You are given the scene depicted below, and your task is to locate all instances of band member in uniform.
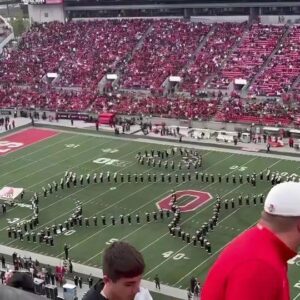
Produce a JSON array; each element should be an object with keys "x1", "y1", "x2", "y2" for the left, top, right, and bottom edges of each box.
[
  {"x1": 60, "y1": 178, "x2": 64, "y2": 189},
  {"x1": 93, "y1": 216, "x2": 98, "y2": 226},
  {"x1": 127, "y1": 214, "x2": 132, "y2": 224},
  {"x1": 43, "y1": 187, "x2": 47, "y2": 197},
  {"x1": 136, "y1": 214, "x2": 140, "y2": 224},
  {"x1": 224, "y1": 199, "x2": 229, "y2": 209},
  {"x1": 146, "y1": 212, "x2": 150, "y2": 223},
  {"x1": 111, "y1": 216, "x2": 115, "y2": 226},
  {"x1": 205, "y1": 241, "x2": 211, "y2": 254}
]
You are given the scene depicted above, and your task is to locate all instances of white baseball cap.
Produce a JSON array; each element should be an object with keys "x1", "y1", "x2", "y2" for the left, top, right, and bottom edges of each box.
[{"x1": 264, "y1": 182, "x2": 300, "y2": 216}]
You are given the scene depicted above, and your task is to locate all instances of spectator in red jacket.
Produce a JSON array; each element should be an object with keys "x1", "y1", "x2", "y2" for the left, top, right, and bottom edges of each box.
[{"x1": 201, "y1": 182, "x2": 300, "y2": 300}]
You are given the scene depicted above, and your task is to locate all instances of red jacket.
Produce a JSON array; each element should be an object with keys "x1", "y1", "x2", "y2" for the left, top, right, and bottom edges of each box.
[{"x1": 201, "y1": 224, "x2": 296, "y2": 300}]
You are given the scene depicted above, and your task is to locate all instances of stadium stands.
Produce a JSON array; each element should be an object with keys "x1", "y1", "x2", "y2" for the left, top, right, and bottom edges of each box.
[
  {"x1": 214, "y1": 99, "x2": 294, "y2": 125},
  {"x1": 1, "y1": 19, "x2": 300, "y2": 126},
  {"x1": 249, "y1": 25, "x2": 300, "y2": 97},
  {"x1": 92, "y1": 95, "x2": 218, "y2": 119},
  {"x1": 180, "y1": 22, "x2": 247, "y2": 94},
  {"x1": 120, "y1": 20, "x2": 211, "y2": 90},
  {"x1": 209, "y1": 24, "x2": 285, "y2": 89},
  {"x1": 0, "y1": 20, "x2": 151, "y2": 87},
  {"x1": 0, "y1": 87, "x2": 97, "y2": 111}
]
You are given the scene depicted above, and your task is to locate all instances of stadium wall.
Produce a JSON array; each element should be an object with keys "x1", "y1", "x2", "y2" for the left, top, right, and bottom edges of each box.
[
  {"x1": 191, "y1": 16, "x2": 248, "y2": 23},
  {"x1": 72, "y1": 16, "x2": 184, "y2": 21},
  {"x1": 28, "y1": 4, "x2": 65, "y2": 23},
  {"x1": 0, "y1": 32, "x2": 14, "y2": 55},
  {"x1": 260, "y1": 15, "x2": 300, "y2": 24}
]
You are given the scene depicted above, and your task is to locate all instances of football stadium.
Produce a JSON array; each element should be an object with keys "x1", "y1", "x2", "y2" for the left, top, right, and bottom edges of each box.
[{"x1": 0, "y1": 0, "x2": 300, "y2": 299}]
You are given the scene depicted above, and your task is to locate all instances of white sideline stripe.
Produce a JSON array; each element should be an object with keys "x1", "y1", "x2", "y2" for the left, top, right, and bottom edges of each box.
[
  {"x1": 60, "y1": 150, "x2": 229, "y2": 257},
  {"x1": 0, "y1": 244, "x2": 187, "y2": 300},
  {"x1": 28, "y1": 125, "x2": 300, "y2": 162}
]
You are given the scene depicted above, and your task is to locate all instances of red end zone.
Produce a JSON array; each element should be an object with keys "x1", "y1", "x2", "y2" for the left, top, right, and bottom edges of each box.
[{"x1": 0, "y1": 128, "x2": 58, "y2": 155}]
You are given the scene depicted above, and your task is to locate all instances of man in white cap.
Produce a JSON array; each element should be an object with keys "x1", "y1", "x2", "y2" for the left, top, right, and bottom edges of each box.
[{"x1": 201, "y1": 182, "x2": 300, "y2": 300}]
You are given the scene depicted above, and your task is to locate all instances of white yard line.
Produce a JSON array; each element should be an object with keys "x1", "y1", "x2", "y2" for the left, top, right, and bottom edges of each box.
[
  {"x1": 4, "y1": 138, "x2": 112, "y2": 187},
  {"x1": 83, "y1": 223, "x2": 149, "y2": 264},
  {"x1": 144, "y1": 208, "x2": 240, "y2": 276},
  {"x1": 293, "y1": 293, "x2": 300, "y2": 300}
]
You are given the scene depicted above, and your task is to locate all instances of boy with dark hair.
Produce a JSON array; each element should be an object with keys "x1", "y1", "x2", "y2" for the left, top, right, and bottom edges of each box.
[{"x1": 83, "y1": 241, "x2": 146, "y2": 300}]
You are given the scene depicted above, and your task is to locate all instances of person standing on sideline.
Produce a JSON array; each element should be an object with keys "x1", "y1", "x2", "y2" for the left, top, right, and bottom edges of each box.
[
  {"x1": 1, "y1": 255, "x2": 5, "y2": 268},
  {"x1": 154, "y1": 275, "x2": 160, "y2": 290},
  {"x1": 64, "y1": 243, "x2": 69, "y2": 260},
  {"x1": 88, "y1": 275, "x2": 93, "y2": 288},
  {"x1": 201, "y1": 182, "x2": 300, "y2": 300},
  {"x1": 83, "y1": 241, "x2": 147, "y2": 300}
]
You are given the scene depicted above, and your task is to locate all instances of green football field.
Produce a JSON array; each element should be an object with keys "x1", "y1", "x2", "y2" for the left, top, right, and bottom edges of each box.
[{"x1": 0, "y1": 127, "x2": 300, "y2": 298}]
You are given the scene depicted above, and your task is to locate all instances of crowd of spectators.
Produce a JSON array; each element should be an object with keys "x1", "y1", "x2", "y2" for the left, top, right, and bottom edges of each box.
[
  {"x1": 214, "y1": 98, "x2": 297, "y2": 125},
  {"x1": 1, "y1": 20, "x2": 300, "y2": 126},
  {"x1": 120, "y1": 20, "x2": 211, "y2": 90},
  {"x1": 0, "y1": 86, "x2": 97, "y2": 111},
  {"x1": 0, "y1": 20, "x2": 150, "y2": 88},
  {"x1": 209, "y1": 24, "x2": 285, "y2": 89},
  {"x1": 249, "y1": 25, "x2": 300, "y2": 97},
  {"x1": 180, "y1": 22, "x2": 246, "y2": 94},
  {"x1": 92, "y1": 94, "x2": 218, "y2": 119}
]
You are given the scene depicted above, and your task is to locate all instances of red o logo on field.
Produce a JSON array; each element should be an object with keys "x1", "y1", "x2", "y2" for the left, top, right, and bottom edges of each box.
[{"x1": 156, "y1": 190, "x2": 212, "y2": 213}]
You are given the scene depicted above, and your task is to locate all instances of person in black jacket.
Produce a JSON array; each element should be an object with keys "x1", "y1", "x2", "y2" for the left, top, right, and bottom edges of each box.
[{"x1": 83, "y1": 241, "x2": 145, "y2": 300}]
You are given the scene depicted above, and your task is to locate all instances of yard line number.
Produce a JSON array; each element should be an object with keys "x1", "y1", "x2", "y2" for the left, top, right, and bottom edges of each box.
[
  {"x1": 93, "y1": 157, "x2": 130, "y2": 167},
  {"x1": 106, "y1": 238, "x2": 119, "y2": 245},
  {"x1": 162, "y1": 251, "x2": 189, "y2": 260},
  {"x1": 65, "y1": 144, "x2": 80, "y2": 148},
  {"x1": 102, "y1": 148, "x2": 119, "y2": 154},
  {"x1": 229, "y1": 165, "x2": 248, "y2": 172},
  {"x1": 0, "y1": 141, "x2": 23, "y2": 153}
]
